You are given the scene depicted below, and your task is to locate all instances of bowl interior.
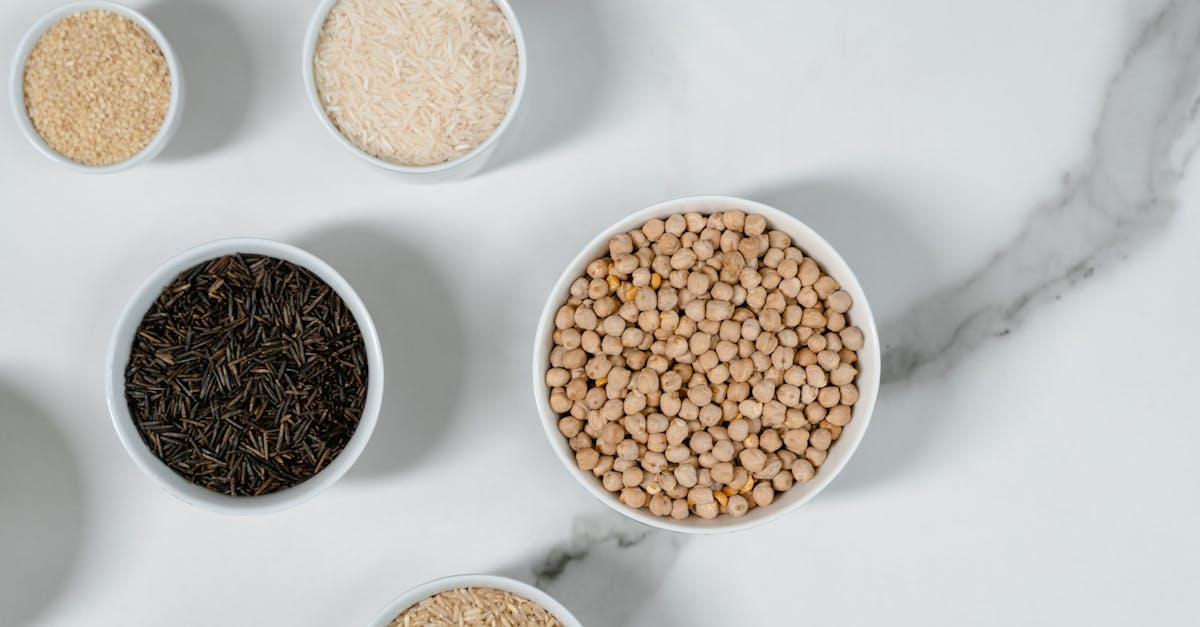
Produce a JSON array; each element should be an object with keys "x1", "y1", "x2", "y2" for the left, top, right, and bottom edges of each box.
[
  {"x1": 532, "y1": 196, "x2": 881, "y2": 533},
  {"x1": 367, "y1": 575, "x2": 582, "y2": 627},
  {"x1": 301, "y1": 0, "x2": 527, "y2": 175},
  {"x1": 106, "y1": 238, "x2": 383, "y2": 514},
  {"x1": 9, "y1": 0, "x2": 184, "y2": 173}
]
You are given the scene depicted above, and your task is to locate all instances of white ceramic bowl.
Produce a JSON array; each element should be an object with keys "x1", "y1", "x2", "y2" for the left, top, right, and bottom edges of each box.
[
  {"x1": 106, "y1": 238, "x2": 384, "y2": 514},
  {"x1": 367, "y1": 574, "x2": 582, "y2": 627},
  {"x1": 302, "y1": 0, "x2": 527, "y2": 182},
  {"x1": 532, "y1": 196, "x2": 881, "y2": 534},
  {"x1": 9, "y1": 1, "x2": 184, "y2": 173}
]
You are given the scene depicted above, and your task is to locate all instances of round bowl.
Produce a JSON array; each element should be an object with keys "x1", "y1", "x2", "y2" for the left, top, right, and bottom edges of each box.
[
  {"x1": 367, "y1": 574, "x2": 582, "y2": 627},
  {"x1": 9, "y1": 1, "x2": 184, "y2": 173},
  {"x1": 105, "y1": 238, "x2": 384, "y2": 514},
  {"x1": 532, "y1": 196, "x2": 881, "y2": 534},
  {"x1": 302, "y1": 0, "x2": 526, "y2": 182}
]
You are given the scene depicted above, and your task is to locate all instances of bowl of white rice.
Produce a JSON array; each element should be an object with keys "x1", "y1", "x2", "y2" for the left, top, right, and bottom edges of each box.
[
  {"x1": 367, "y1": 574, "x2": 582, "y2": 627},
  {"x1": 303, "y1": 0, "x2": 526, "y2": 181}
]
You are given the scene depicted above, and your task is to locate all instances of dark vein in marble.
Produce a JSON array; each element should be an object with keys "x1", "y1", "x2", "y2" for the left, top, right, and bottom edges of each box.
[
  {"x1": 532, "y1": 514, "x2": 656, "y2": 586},
  {"x1": 883, "y1": 0, "x2": 1200, "y2": 382}
]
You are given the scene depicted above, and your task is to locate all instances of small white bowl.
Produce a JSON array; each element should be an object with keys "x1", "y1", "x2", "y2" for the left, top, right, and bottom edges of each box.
[
  {"x1": 367, "y1": 574, "x2": 582, "y2": 627},
  {"x1": 532, "y1": 196, "x2": 881, "y2": 534},
  {"x1": 302, "y1": 0, "x2": 527, "y2": 182},
  {"x1": 105, "y1": 238, "x2": 384, "y2": 514},
  {"x1": 9, "y1": 1, "x2": 184, "y2": 173}
]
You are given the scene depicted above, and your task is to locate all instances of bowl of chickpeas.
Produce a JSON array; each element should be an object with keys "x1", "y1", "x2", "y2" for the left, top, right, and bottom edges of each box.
[{"x1": 532, "y1": 196, "x2": 880, "y2": 533}]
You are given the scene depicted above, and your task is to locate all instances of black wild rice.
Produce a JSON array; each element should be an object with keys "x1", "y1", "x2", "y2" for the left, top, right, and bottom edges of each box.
[{"x1": 124, "y1": 254, "x2": 368, "y2": 496}]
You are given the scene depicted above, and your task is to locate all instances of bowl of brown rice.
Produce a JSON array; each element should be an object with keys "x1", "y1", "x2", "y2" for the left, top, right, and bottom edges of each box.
[
  {"x1": 9, "y1": 1, "x2": 183, "y2": 173},
  {"x1": 368, "y1": 574, "x2": 581, "y2": 627},
  {"x1": 303, "y1": 0, "x2": 526, "y2": 181}
]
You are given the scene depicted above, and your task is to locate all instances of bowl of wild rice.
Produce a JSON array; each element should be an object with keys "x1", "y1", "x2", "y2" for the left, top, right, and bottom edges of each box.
[
  {"x1": 105, "y1": 238, "x2": 384, "y2": 514},
  {"x1": 532, "y1": 196, "x2": 881, "y2": 534},
  {"x1": 9, "y1": 1, "x2": 183, "y2": 173},
  {"x1": 303, "y1": 0, "x2": 526, "y2": 181},
  {"x1": 368, "y1": 575, "x2": 581, "y2": 627}
]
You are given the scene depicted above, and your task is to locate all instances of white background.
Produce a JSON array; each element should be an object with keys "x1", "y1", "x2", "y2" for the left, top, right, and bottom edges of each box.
[{"x1": 1, "y1": 1, "x2": 1198, "y2": 626}]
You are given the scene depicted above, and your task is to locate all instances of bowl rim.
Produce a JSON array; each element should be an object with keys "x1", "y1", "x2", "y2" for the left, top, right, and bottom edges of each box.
[
  {"x1": 366, "y1": 574, "x2": 583, "y2": 627},
  {"x1": 531, "y1": 195, "x2": 881, "y2": 534},
  {"x1": 8, "y1": 0, "x2": 184, "y2": 173},
  {"x1": 105, "y1": 237, "x2": 385, "y2": 515},
  {"x1": 301, "y1": 0, "x2": 527, "y2": 175}
]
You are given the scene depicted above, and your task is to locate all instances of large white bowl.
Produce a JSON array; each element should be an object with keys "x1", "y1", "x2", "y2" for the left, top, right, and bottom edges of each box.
[
  {"x1": 302, "y1": 0, "x2": 527, "y2": 182},
  {"x1": 367, "y1": 574, "x2": 582, "y2": 627},
  {"x1": 105, "y1": 238, "x2": 384, "y2": 514},
  {"x1": 532, "y1": 196, "x2": 881, "y2": 534},
  {"x1": 9, "y1": 1, "x2": 184, "y2": 173}
]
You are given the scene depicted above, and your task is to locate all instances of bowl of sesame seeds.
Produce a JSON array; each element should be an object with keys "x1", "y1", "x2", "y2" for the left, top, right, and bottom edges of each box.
[{"x1": 10, "y1": 1, "x2": 183, "y2": 172}]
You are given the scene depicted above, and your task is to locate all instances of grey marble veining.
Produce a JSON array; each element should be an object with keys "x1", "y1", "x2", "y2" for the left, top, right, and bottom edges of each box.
[
  {"x1": 883, "y1": 0, "x2": 1200, "y2": 382},
  {"x1": 520, "y1": 512, "x2": 687, "y2": 626}
]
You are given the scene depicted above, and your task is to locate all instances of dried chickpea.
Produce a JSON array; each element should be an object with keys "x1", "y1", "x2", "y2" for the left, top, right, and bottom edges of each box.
[{"x1": 547, "y1": 212, "x2": 865, "y2": 519}]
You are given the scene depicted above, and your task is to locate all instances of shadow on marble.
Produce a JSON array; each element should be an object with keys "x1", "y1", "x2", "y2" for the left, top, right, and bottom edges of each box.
[
  {"x1": 497, "y1": 511, "x2": 687, "y2": 627},
  {"x1": 297, "y1": 223, "x2": 466, "y2": 482},
  {"x1": 145, "y1": 0, "x2": 254, "y2": 160},
  {"x1": 747, "y1": 180, "x2": 947, "y2": 495},
  {"x1": 0, "y1": 381, "x2": 85, "y2": 627},
  {"x1": 486, "y1": 0, "x2": 608, "y2": 171}
]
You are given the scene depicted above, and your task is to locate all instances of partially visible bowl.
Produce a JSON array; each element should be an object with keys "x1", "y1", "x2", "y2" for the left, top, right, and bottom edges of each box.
[
  {"x1": 105, "y1": 238, "x2": 384, "y2": 515},
  {"x1": 9, "y1": 1, "x2": 184, "y2": 173},
  {"x1": 301, "y1": 0, "x2": 527, "y2": 182},
  {"x1": 367, "y1": 574, "x2": 582, "y2": 627},
  {"x1": 532, "y1": 196, "x2": 881, "y2": 534}
]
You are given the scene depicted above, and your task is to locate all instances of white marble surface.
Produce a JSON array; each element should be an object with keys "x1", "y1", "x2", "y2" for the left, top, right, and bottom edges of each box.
[{"x1": 1, "y1": 1, "x2": 1198, "y2": 625}]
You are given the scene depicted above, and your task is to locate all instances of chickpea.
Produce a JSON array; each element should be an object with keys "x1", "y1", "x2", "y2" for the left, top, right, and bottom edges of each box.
[
  {"x1": 688, "y1": 485, "x2": 714, "y2": 505},
  {"x1": 792, "y1": 459, "x2": 816, "y2": 482},
  {"x1": 622, "y1": 466, "x2": 644, "y2": 488},
  {"x1": 830, "y1": 363, "x2": 858, "y2": 386},
  {"x1": 839, "y1": 384, "x2": 859, "y2": 406},
  {"x1": 600, "y1": 422, "x2": 625, "y2": 445},
  {"x1": 752, "y1": 379, "x2": 776, "y2": 403},
  {"x1": 760, "y1": 429, "x2": 783, "y2": 453},
  {"x1": 665, "y1": 444, "x2": 691, "y2": 464},
  {"x1": 616, "y1": 439, "x2": 640, "y2": 460},
  {"x1": 772, "y1": 469, "x2": 794, "y2": 492},
  {"x1": 673, "y1": 463, "x2": 698, "y2": 488},
  {"x1": 602, "y1": 471, "x2": 622, "y2": 492},
  {"x1": 575, "y1": 448, "x2": 599, "y2": 471},
  {"x1": 670, "y1": 498, "x2": 690, "y2": 519},
  {"x1": 804, "y1": 447, "x2": 827, "y2": 467},
  {"x1": 783, "y1": 429, "x2": 809, "y2": 453},
  {"x1": 839, "y1": 326, "x2": 864, "y2": 351},
  {"x1": 620, "y1": 487, "x2": 648, "y2": 508},
  {"x1": 817, "y1": 386, "x2": 841, "y2": 409},
  {"x1": 727, "y1": 494, "x2": 750, "y2": 517},
  {"x1": 739, "y1": 447, "x2": 767, "y2": 473},
  {"x1": 711, "y1": 462, "x2": 735, "y2": 484},
  {"x1": 711, "y1": 438, "x2": 735, "y2": 462},
  {"x1": 558, "y1": 416, "x2": 582, "y2": 438},
  {"x1": 695, "y1": 501, "x2": 719, "y2": 519},
  {"x1": 751, "y1": 482, "x2": 774, "y2": 507},
  {"x1": 649, "y1": 493, "x2": 673, "y2": 516},
  {"x1": 827, "y1": 405, "x2": 853, "y2": 427}
]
